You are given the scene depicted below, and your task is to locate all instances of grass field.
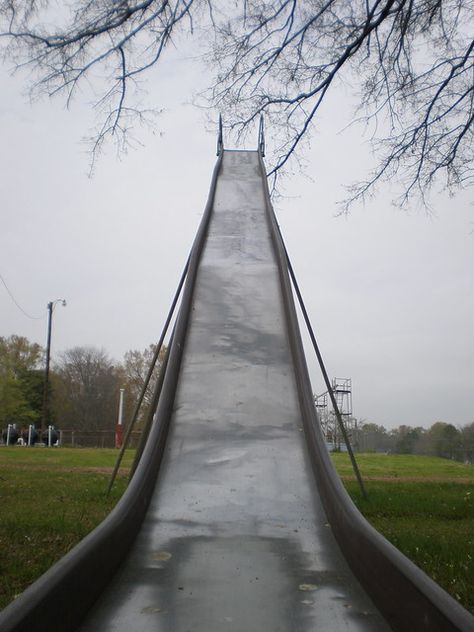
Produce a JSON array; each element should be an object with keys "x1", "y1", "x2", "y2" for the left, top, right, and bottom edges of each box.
[
  {"x1": 331, "y1": 453, "x2": 474, "y2": 614},
  {"x1": 0, "y1": 449, "x2": 473, "y2": 616},
  {"x1": 0, "y1": 447, "x2": 134, "y2": 610}
]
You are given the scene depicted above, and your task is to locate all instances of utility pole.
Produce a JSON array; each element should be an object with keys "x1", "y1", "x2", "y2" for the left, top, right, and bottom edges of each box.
[
  {"x1": 42, "y1": 299, "x2": 66, "y2": 431},
  {"x1": 115, "y1": 388, "x2": 125, "y2": 448}
]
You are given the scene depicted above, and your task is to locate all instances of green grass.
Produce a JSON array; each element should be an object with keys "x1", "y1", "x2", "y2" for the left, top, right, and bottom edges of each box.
[
  {"x1": 1, "y1": 449, "x2": 473, "y2": 617},
  {"x1": 0, "y1": 447, "x2": 134, "y2": 610},
  {"x1": 331, "y1": 453, "x2": 474, "y2": 614},
  {"x1": 332, "y1": 452, "x2": 473, "y2": 480}
]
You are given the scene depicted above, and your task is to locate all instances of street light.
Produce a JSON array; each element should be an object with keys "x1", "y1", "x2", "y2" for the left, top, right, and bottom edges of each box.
[{"x1": 41, "y1": 299, "x2": 67, "y2": 431}]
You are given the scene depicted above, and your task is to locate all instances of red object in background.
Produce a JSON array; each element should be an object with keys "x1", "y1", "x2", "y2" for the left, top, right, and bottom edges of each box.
[{"x1": 115, "y1": 424, "x2": 123, "y2": 449}]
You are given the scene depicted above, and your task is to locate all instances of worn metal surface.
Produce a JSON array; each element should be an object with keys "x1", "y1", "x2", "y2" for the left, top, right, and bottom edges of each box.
[{"x1": 79, "y1": 151, "x2": 389, "y2": 631}]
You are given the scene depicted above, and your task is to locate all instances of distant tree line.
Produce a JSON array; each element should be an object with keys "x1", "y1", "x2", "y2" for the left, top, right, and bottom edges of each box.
[
  {"x1": 0, "y1": 335, "x2": 165, "y2": 437},
  {"x1": 355, "y1": 421, "x2": 474, "y2": 464},
  {"x1": 2, "y1": 335, "x2": 473, "y2": 461}
]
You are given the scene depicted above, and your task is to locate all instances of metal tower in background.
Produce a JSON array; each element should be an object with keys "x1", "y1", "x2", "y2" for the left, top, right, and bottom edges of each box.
[{"x1": 315, "y1": 377, "x2": 355, "y2": 450}]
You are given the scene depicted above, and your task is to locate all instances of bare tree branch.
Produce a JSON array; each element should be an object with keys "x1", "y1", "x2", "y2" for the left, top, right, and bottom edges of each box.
[{"x1": 1, "y1": 0, "x2": 472, "y2": 206}]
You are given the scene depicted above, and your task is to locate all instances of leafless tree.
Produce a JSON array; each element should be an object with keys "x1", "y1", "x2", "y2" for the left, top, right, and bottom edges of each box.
[
  {"x1": 208, "y1": 0, "x2": 474, "y2": 206},
  {"x1": 53, "y1": 346, "x2": 120, "y2": 431},
  {"x1": 0, "y1": 0, "x2": 213, "y2": 169},
  {"x1": 1, "y1": 0, "x2": 472, "y2": 205}
]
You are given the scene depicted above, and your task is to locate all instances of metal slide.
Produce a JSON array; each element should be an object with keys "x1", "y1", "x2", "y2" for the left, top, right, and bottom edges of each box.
[{"x1": 1, "y1": 150, "x2": 473, "y2": 632}]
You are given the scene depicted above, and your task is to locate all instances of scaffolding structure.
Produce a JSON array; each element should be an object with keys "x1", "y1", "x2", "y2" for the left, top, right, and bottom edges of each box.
[{"x1": 314, "y1": 378, "x2": 356, "y2": 451}]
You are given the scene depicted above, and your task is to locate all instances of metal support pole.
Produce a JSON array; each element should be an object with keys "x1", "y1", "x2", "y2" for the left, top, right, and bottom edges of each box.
[
  {"x1": 41, "y1": 302, "x2": 53, "y2": 431},
  {"x1": 258, "y1": 114, "x2": 265, "y2": 157},
  {"x1": 41, "y1": 299, "x2": 66, "y2": 431},
  {"x1": 286, "y1": 256, "x2": 367, "y2": 499},
  {"x1": 271, "y1": 217, "x2": 367, "y2": 499},
  {"x1": 115, "y1": 388, "x2": 125, "y2": 448},
  {"x1": 216, "y1": 113, "x2": 223, "y2": 156},
  {"x1": 107, "y1": 258, "x2": 190, "y2": 496}
]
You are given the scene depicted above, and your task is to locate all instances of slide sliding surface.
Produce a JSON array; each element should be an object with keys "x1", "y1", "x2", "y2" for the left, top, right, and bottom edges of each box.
[
  {"x1": 77, "y1": 150, "x2": 391, "y2": 631},
  {"x1": 1, "y1": 149, "x2": 472, "y2": 632}
]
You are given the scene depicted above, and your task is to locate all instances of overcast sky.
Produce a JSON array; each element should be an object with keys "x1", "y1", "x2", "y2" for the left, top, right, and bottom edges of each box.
[{"x1": 1, "y1": 48, "x2": 472, "y2": 431}]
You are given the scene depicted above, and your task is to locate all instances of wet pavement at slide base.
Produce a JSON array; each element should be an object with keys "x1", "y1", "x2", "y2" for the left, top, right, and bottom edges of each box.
[{"x1": 79, "y1": 151, "x2": 391, "y2": 631}]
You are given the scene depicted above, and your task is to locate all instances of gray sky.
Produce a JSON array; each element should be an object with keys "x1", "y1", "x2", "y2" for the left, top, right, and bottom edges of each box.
[{"x1": 1, "y1": 51, "x2": 473, "y2": 431}]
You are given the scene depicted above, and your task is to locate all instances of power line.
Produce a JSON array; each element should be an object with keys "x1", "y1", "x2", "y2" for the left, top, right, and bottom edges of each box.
[{"x1": 0, "y1": 272, "x2": 45, "y2": 320}]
